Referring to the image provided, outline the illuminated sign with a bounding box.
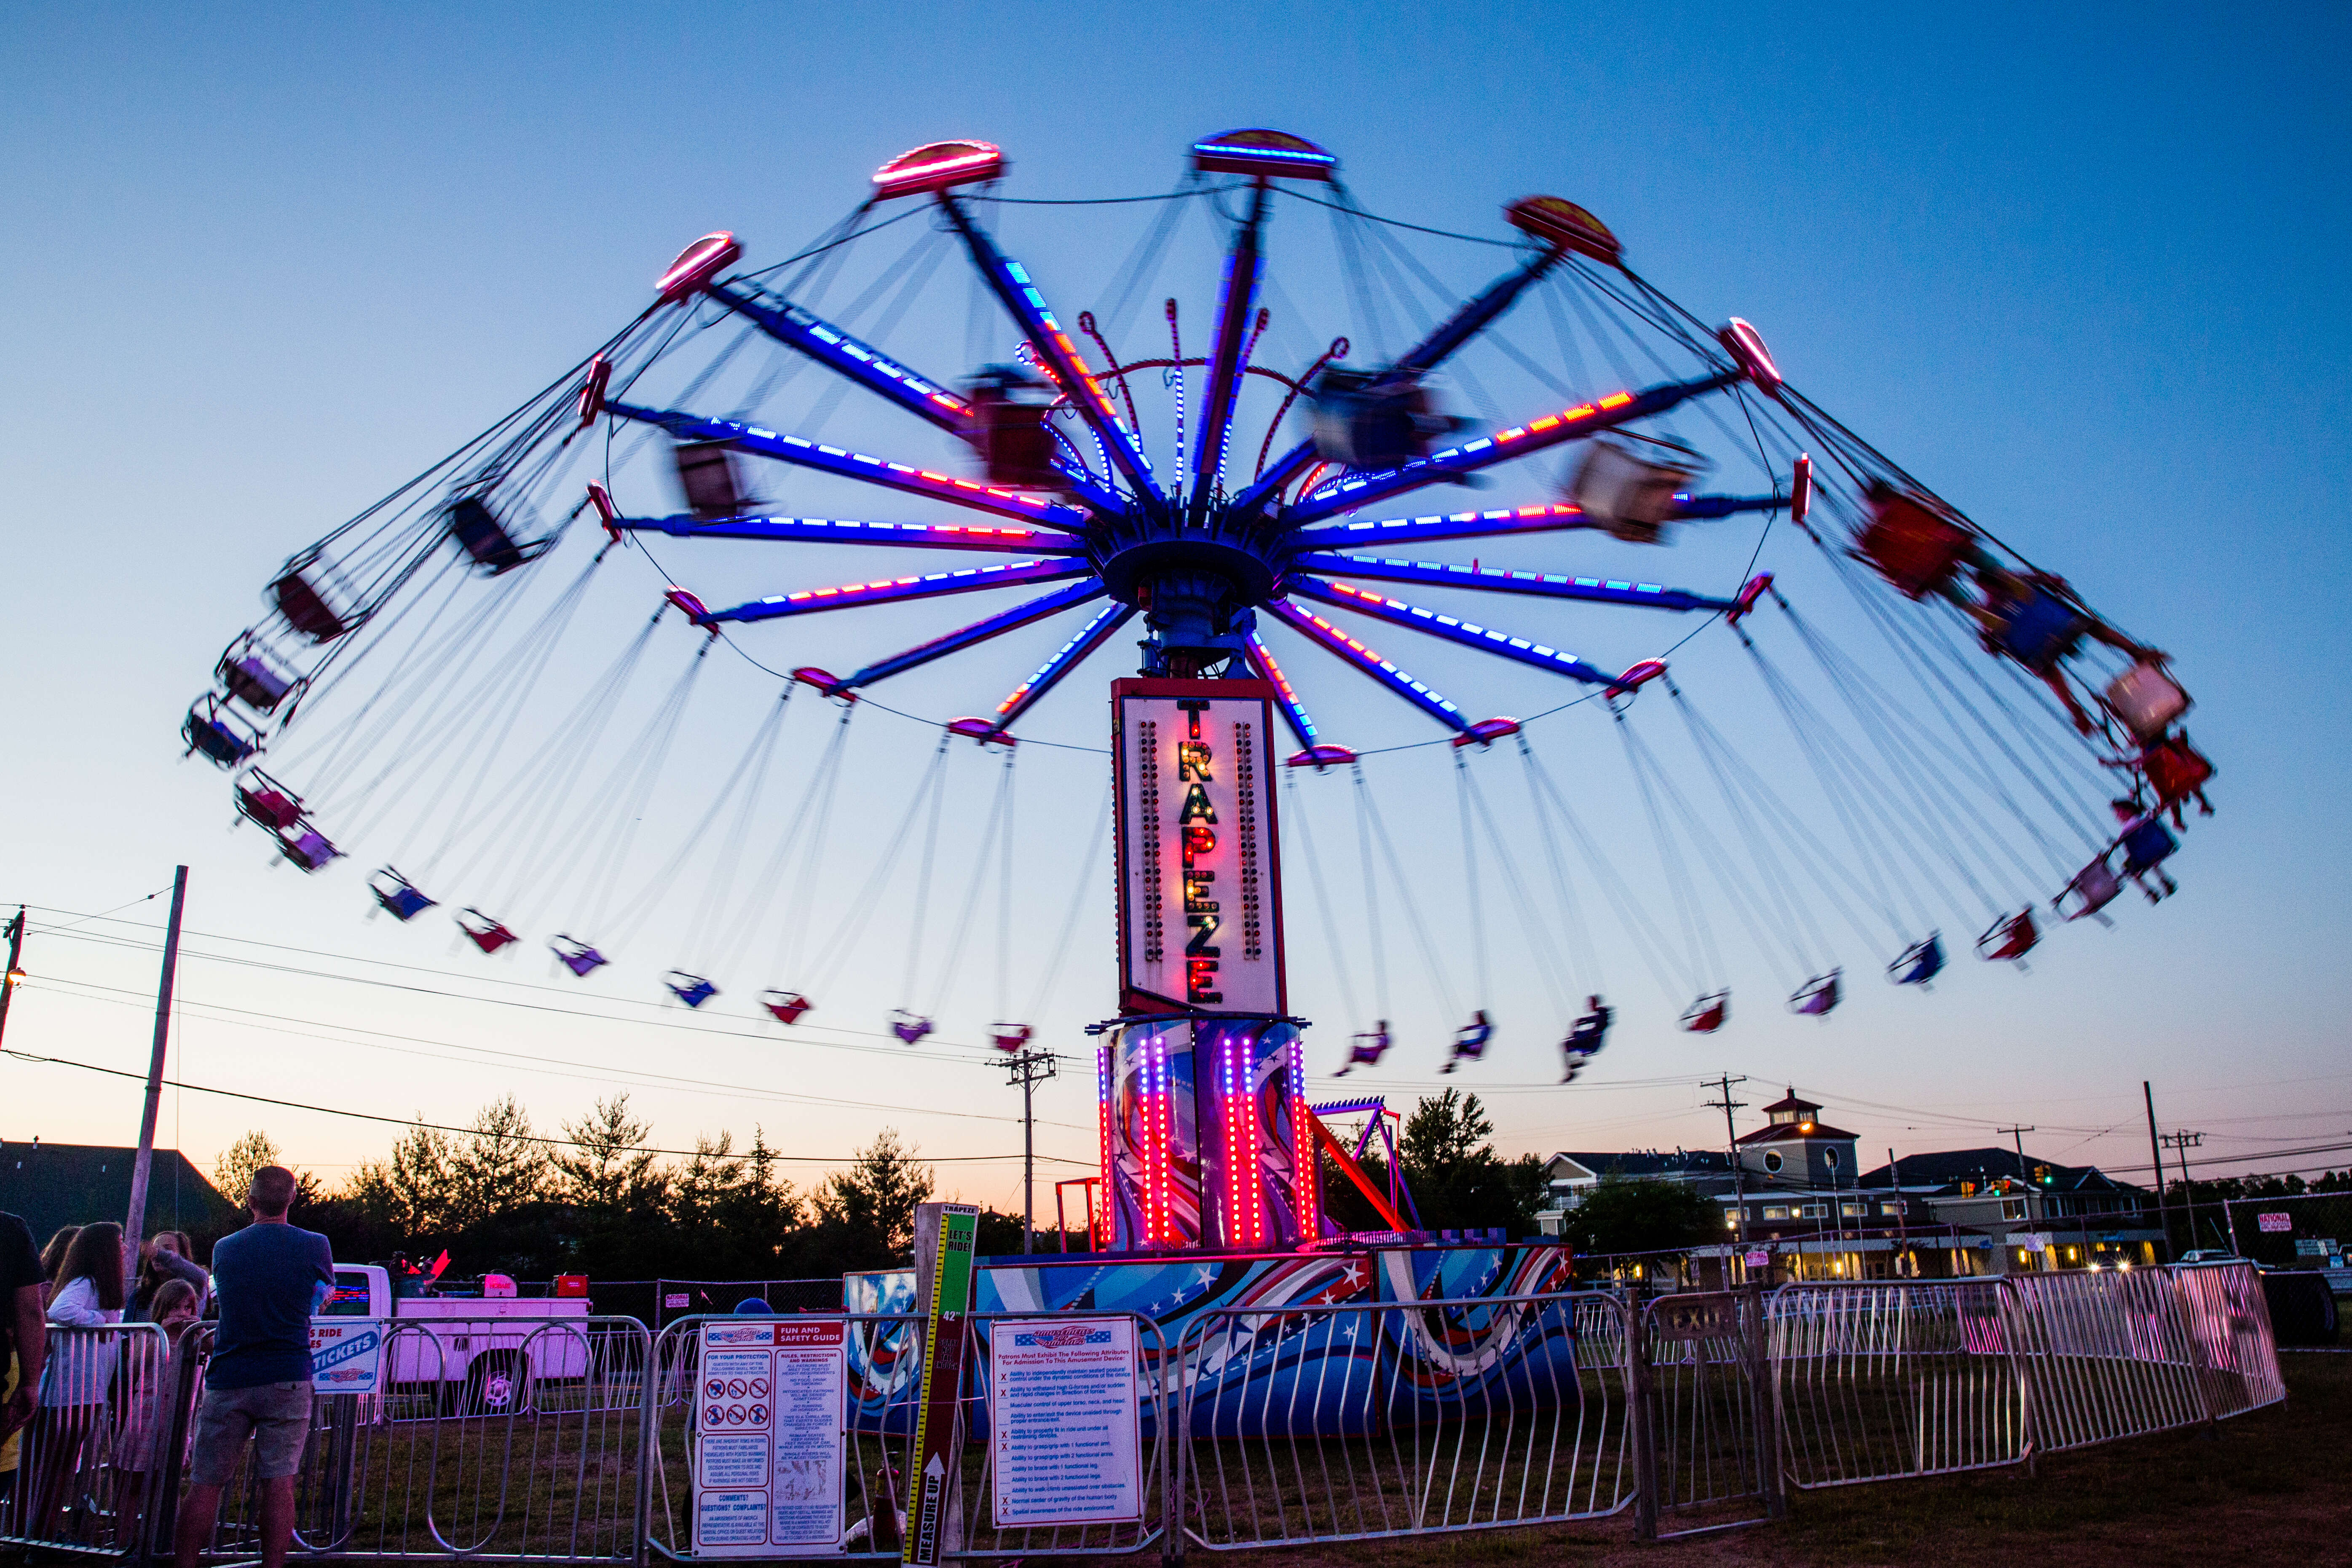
[1112,679,1285,1016]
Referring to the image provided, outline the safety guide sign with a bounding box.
[691,1318,847,1557]
[989,1316,1143,1527]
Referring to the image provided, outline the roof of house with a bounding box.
[0,1142,236,1251]
[1547,1150,1734,1180]
[1736,1120,1858,1146]
[1761,1089,1822,1115]
[1853,1147,2146,1196]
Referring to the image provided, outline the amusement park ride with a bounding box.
[182,131,2214,1287]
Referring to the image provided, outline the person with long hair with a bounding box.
[131,1233,208,1324]
[36,1229,77,1307]
[26,1222,124,1541]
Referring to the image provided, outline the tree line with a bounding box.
[201,1086,1553,1287]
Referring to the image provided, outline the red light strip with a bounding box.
[1095,1045,1117,1249]
[1289,1033,1319,1244]
[1222,1033,1265,1248]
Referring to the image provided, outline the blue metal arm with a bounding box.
[1283,370,1740,525]
[1243,628,1321,750]
[707,283,972,434]
[991,602,1136,729]
[1285,576,1617,686]
[617,513,1086,554]
[1230,244,1562,519]
[1671,491,1786,520]
[703,559,1093,626]
[603,399,1092,531]
[1291,553,1739,614]
[937,195,1159,501]
[1261,599,1467,732]
[1193,183,1269,505]
[1289,491,1776,550]
[841,578,1109,690]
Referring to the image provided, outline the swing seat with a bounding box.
[1887,933,1945,985]
[1788,969,1842,1016]
[1680,991,1731,1033]
[2055,855,2122,922]
[2118,817,2178,875]
[552,935,609,977]
[1309,370,1463,470]
[2102,660,2189,745]
[1442,1012,1493,1071]
[235,772,305,833]
[445,496,552,576]
[889,1010,934,1046]
[1855,490,1972,600]
[369,868,435,922]
[457,908,518,954]
[989,1023,1034,1053]
[271,563,353,643]
[276,828,339,873]
[675,440,751,520]
[2141,734,2214,809]
[217,641,302,713]
[1562,1002,1612,1059]
[666,972,719,1008]
[1976,909,2039,962]
[1989,586,2087,674]
[1342,1026,1391,1072]
[1567,438,1704,545]
[761,990,812,1024]
[1285,744,1360,769]
[184,697,262,767]
[965,367,1063,489]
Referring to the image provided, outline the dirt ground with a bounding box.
[1240,1353,2350,1568]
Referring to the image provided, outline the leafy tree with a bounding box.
[552,1095,662,1212]
[820,1130,935,1258]
[1556,1175,1722,1260]
[341,1118,458,1236]
[212,1129,282,1207]
[448,1094,550,1228]
[1396,1090,1548,1236]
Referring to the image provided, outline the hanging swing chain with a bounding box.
[1457,752,1575,1024]
[804,735,951,1002]
[1516,735,1698,1008]
[923,746,1018,1023]
[898,734,957,1005]
[1283,766,1366,1038]
[1610,703,1725,992]
[1020,782,1112,1025]
[1452,752,1494,1012]
[733,700,856,984]
[1350,762,1394,1029]
[1351,762,1460,1029]
[1511,732,1604,1002]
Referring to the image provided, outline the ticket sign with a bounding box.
[1112,678,1286,1017]
[691,1318,847,1558]
[308,1320,384,1396]
[990,1317,1143,1528]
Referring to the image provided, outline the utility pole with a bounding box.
[1004,1048,1058,1253]
[124,866,189,1284]
[1998,1125,2036,1183]
[2161,1130,2207,1251]
[1702,1075,1751,1262]
[0,906,25,1053]
[2143,1081,2172,1263]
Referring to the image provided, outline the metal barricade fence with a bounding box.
[1767,1281,2029,1488]
[1632,1290,1780,1540]
[646,1313,1170,1565]
[2167,1262,2288,1415]
[167,1315,653,1565]
[1173,1292,1632,1552]
[0,1320,173,1559]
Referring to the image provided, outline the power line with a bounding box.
[0,1045,1086,1167]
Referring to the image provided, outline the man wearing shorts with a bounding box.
[175,1166,332,1568]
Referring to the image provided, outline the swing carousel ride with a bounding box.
[179,131,2212,1268]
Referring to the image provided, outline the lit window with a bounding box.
[1880,1203,1903,1217]
[1722,1209,1739,1228]
[1763,1206,1792,1220]
[1841,1201,1866,1216]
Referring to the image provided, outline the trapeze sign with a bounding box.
[1112,678,1286,1017]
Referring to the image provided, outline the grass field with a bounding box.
[1240,1352,2351,1568]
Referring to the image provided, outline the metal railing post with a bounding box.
[634,1319,657,1568]
[1746,1286,1786,1519]
[1628,1302,1658,1542]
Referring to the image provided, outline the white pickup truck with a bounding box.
[319,1264,595,1415]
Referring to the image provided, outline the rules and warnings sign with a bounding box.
[1112,678,1286,1016]
[691,1318,847,1558]
[990,1316,1143,1528]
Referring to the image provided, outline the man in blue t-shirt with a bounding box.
[175,1165,332,1568]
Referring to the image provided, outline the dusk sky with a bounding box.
[5,3,2347,1221]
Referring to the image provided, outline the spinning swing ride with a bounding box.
[180,129,2213,1168]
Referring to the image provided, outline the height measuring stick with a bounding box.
[905,1202,979,1568]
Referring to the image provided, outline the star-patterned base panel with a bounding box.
[844,1241,1575,1437]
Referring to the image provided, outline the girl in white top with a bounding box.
[27,1221,126,1541]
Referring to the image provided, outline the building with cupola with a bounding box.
[1534,1086,2160,1284]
